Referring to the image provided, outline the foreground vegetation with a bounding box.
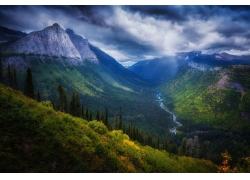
[159,64,250,168]
[0,83,218,172]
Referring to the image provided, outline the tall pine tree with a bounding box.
[37,90,41,102]
[13,68,18,90]
[104,107,108,127]
[7,64,13,88]
[24,67,35,99]
[95,109,100,121]
[69,91,77,116]
[56,84,68,112]
[89,110,92,121]
[85,104,89,121]
[75,94,81,117]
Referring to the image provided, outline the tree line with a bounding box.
[0,61,40,101]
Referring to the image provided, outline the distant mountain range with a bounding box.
[0,25,27,43]
[129,51,250,84]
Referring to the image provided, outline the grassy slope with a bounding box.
[160,65,250,131]
[0,83,218,172]
[2,55,175,138]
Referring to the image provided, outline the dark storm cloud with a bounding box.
[1,5,250,65]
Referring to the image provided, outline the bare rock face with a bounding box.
[7,23,81,59]
[65,29,98,63]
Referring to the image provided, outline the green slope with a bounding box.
[1,54,175,139]
[0,83,218,172]
[160,65,250,131]
[159,64,250,166]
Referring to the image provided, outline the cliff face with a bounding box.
[6,23,81,59]
[65,29,98,63]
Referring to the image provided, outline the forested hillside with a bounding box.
[0,83,218,172]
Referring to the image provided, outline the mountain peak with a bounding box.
[52,23,60,28]
[3,23,82,62]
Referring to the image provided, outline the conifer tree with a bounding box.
[81,106,84,118]
[123,124,126,134]
[7,64,13,88]
[37,90,41,102]
[56,84,68,112]
[95,109,100,121]
[156,136,160,149]
[85,104,89,121]
[100,112,105,122]
[69,91,77,116]
[119,107,122,129]
[179,138,187,156]
[89,110,92,121]
[0,60,3,83]
[13,68,18,90]
[163,136,169,152]
[147,133,152,147]
[104,107,108,127]
[24,67,35,99]
[75,94,81,117]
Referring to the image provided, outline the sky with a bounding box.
[1,3,250,66]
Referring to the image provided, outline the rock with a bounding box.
[65,29,98,63]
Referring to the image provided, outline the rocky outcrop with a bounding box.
[65,29,98,63]
[188,61,221,71]
[6,23,81,59]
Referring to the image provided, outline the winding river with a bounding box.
[156,93,182,135]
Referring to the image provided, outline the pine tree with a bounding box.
[0,60,3,83]
[81,106,84,119]
[100,112,105,122]
[156,136,160,149]
[7,64,13,88]
[89,110,92,121]
[179,138,187,156]
[69,91,77,116]
[147,133,152,147]
[163,136,169,152]
[104,107,108,127]
[95,109,100,121]
[119,107,122,129]
[24,67,35,99]
[85,104,89,121]
[13,68,18,90]
[37,90,41,102]
[56,84,68,112]
[123,124,126,134]
[75,94,81,117]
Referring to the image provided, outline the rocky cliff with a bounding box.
[65,29,98,63]
[5,23,81,59]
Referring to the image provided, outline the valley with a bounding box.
[1,22,250,172]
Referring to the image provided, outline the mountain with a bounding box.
[128,56,188,84]
[129,51,250,84]
[0,83,218,172]
[158,62,250,165]
[0,24,173,139]
[0,26,27,43]
[65,28,98,63]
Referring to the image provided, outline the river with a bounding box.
[156,93,182,135]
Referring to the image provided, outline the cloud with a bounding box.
[1,5,250,63]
